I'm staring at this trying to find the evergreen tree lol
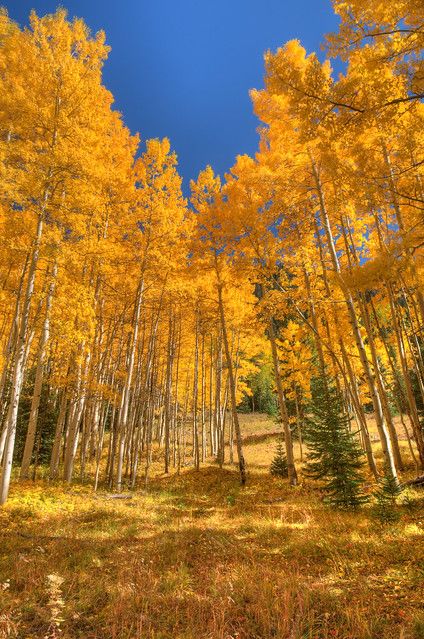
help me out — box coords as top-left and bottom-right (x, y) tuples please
(411, 357), (424, 428)
(304, 377), (368, 509)
(15, 377), (58, 471)
(270, 440), (288, 478)
(372, 465), (403, 524)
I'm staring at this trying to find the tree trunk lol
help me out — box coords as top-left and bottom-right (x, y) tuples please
(310, 153), (398, 479)
(268, 319), (298, 486)
(116, 279), (144, 491)
(0, 213), (44, 505)
(217, 281), (246, 485)
(193, 308), (200, 471)
(21, 263), (57, 479)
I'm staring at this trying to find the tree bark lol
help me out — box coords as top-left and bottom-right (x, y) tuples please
(20, 263), (57, 479)
(0, 213), (44, 505)
(268, 319), (298, 486)
(217, 280), (246, 485)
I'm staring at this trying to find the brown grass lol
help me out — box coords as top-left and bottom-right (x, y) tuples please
(0, 413), (423, 639)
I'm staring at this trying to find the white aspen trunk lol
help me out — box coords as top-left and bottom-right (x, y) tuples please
(201, 332), (207, 462)
(388, 289), (424, 467)
(214, 336), (222, 462)
(343, 219), (404, 472)
(302, 265), (327, 378)
(0, 81), (61, 502)
(164, 310), (174, 474)
(173, 319), (181, 469)
(0, 213), (44, 505)
(128, 334), (146, 487)
(143, 370), (155, 488)
(268, 319), (298, 486)
(63, 397), (84, 483)
(229, 336), (241, 466)
(80, 403), (91, 482)
(94, 399), (110, 492)
(0, 423), (7, 466)
(217, 280), (246, 485)
(338, 338), (379, 478)
(294, 389), (304, 462)
(63, 348), (90, 483)
(219, 379), (229, 467)
(116, 280), (144, 491)
(181, 363), (191, 469)
(49, 391), (68, 480)
(20, 263), (57, 479)
(310, 154), (398, 479)
(358, 295), (404, 471)
(0, 254), (30, 410)
(381, 140), (424, 327)
(106, 405), (118, 487)
(141, 302), (162, 487)
(209, 337), (215, 456)
(193, 308), (200, 471)
(372, 212), (424, 467)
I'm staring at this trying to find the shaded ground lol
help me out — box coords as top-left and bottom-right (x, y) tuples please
(0, 415), (423, 639)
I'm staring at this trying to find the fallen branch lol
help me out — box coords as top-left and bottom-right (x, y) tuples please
(98, 493), (134, 500)
(402, 475), (424, 488)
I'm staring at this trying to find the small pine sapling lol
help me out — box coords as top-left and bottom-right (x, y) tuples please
(270, 440), (288, 478)
(372, 465), (403, 524)
(304, 376), (368, 509)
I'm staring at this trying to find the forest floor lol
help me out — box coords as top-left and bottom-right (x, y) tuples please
(1, 414), (424, 639)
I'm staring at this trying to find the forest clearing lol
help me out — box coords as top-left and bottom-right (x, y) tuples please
(1, 413), (423, 639)
(0, 1), (424, 637)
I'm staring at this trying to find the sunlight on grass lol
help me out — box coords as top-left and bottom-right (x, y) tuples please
(0, 414), (423, 639)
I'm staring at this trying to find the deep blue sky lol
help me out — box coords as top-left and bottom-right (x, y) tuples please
(7, 1), (339, 191)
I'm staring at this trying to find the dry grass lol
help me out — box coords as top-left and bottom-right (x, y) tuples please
(0, 413), (423, 639)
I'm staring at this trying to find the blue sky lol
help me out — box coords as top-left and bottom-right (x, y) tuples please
(8, 1), (339, 191)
